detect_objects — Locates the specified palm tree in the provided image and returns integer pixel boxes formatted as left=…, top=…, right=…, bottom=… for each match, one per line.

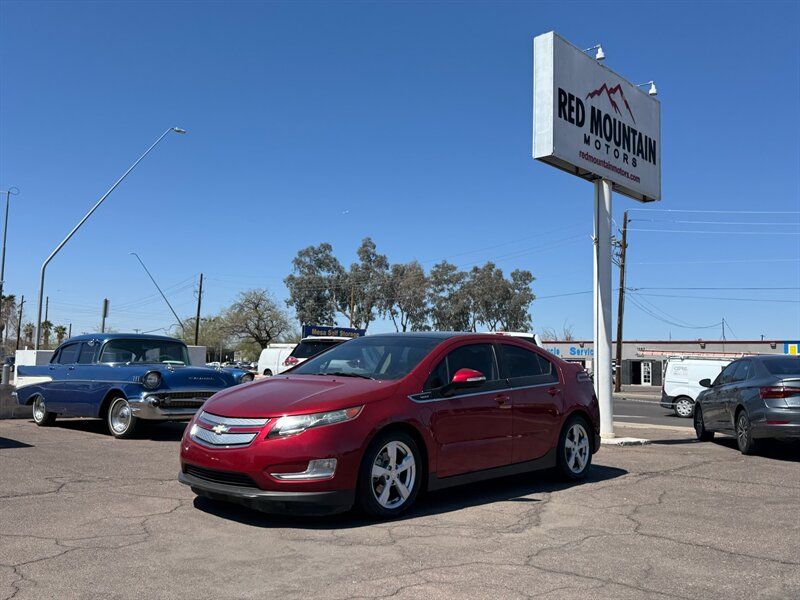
left=22, top=323, right=34, bottom=347
left=54, top=325, right=68, bottom=346
left=41, top=320, right=53, bottom=349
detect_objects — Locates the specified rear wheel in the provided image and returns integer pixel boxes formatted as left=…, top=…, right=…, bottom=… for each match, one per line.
left=674, top=397, right=694, bottom=418
left=736, top=410, right=758, bottom=455
left=694, top=405, right=714, bottom=441
left=106, top=397, right=140, bottom=439
left=556, top=416, right=592, bottom=480
left=357, top=431, right=421, bottom=519
left=32, top=396, right=56, bottom=426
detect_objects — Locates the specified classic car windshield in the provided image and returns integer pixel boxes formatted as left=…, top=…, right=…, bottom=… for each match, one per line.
left=99, top=339, right=190, bottom=365
left=291, top=336, right=440, bottom=380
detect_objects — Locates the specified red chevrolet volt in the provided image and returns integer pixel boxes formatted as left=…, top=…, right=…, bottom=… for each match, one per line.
left=179, top=333, right=600, bottom=518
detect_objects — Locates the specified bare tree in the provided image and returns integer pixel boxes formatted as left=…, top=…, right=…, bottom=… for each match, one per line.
left=223, top=290, right=291, bottom=350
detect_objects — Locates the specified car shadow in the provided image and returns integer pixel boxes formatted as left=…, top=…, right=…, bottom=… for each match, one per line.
left=711, top=436, right=800, bottom=462
left=0, top=436, right=34, bottom=449
left=45, top=418, right=187, bottom=442
left=192, top=464, right=628, bottom=530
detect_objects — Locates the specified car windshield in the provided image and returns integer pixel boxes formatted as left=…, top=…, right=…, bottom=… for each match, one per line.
left=290, top=339, right=343, bottom=359
left=291, top=336, right=441, bottom=380
left=99, top=339, right=189, bottom=365
left=764, top=357, right=800, bottom=376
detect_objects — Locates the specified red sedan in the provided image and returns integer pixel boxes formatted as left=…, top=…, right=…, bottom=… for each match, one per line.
left=179, top=333, right=600, bottom=518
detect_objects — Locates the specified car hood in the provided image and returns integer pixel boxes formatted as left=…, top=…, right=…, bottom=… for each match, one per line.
left=202, top=374, right=400, bottom=418
left=117, top=364, right=237, bottom=388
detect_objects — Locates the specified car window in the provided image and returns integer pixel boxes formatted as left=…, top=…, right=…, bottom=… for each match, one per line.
left=290, top=340, right=342, bottom=359
left=77, top=342, right=97, bottom=364
left=56, top=344, right=80, bottom=365
left=716, top=362, right=739, bottom=385
left=424, top=359, right=449, bottom=391
left=763, top=357, right=800, bottom=376
left=500, top=344, right=559, bottom=385
left=445, top=343, right=498, bottom=381
left=732, top=360, right=752, bottom=382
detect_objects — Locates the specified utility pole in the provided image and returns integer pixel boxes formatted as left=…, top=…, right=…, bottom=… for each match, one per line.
left=722, top=318, right=726, bottom=352
left=44, top=296, right=49, bottom=323
left=15, top=295, right=24, bottom=350
left=101, top=298, right=110, bottom=333
left=194, top=273, right=203, bottom=345
left=67, top=323, right=71, bottom=339
left=614, top=211, right=628, bottom=393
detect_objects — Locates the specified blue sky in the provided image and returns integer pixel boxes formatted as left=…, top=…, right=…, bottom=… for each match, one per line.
left=1, top=0, right=798, bottom=341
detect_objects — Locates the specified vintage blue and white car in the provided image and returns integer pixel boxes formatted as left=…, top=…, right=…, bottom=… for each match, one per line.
left=14, top=333, right=254, bottom=438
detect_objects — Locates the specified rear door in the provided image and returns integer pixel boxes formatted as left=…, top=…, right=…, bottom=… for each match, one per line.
left=423, top=342, right=513, bottom=478
left=498, top=343, right=562, bottom=463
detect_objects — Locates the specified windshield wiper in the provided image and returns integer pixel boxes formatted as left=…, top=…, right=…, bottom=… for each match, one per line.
left=316, top=371, right=375, bottom=380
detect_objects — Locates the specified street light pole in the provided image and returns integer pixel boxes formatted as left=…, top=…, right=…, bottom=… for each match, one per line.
left=0, top=187, right=20, bottom=343
left=34, top=127, right=186, bottom=349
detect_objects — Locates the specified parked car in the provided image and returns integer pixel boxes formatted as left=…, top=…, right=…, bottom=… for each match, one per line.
left=694, top=355, right=800, bottom=454
left=257, top=343, right=297, bottom=376
left=179, top=332, right=600, bottom=518
left=660, top=357, right=731, bottom=418
left=14, top=334, right=254, bottom=438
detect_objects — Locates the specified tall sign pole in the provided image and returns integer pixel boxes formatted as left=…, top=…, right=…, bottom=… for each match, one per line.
left=532, top=31, right=661, bottom=441
left=194, top=273, right=203, bottom=345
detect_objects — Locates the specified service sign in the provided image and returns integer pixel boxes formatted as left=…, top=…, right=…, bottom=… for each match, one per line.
left=533, top=31, right=661, bottom=202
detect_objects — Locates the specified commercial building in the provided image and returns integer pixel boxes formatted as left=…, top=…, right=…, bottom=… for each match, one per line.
left=542, top=339, right=798, bottom=387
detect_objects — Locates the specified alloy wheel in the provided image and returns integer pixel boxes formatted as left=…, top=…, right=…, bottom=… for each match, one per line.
left=564, top=423, right=590, bottom=474
left=370, top=441, right=416, bottom=510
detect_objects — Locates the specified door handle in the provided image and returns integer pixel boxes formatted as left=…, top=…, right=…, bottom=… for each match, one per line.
left=494, top=394, right=511, bottom=409
left=49, top=366, right=56, bottom=370
left=68, top=366, right=76, bottom=371
left=547, top=387, right=561, bottom=396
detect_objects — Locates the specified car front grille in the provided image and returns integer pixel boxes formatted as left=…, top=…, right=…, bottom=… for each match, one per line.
left=189, top=411, right=271, bottom=448
left=163, top=391, right=217, bottom=400
left=183, top=464, right=257, bottom=488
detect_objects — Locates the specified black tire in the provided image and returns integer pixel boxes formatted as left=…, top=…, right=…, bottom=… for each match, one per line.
left=555, top=416, right=593, bottom=481
left=106, top=397, right=140, bottom=439
left=31, top=395, right=56, bottom=427
left=694, top=405, right=714, bottom=441
left=673, top=396, right=695, bottom=418
left=735, top=409, right=758, bottom=455
left=263, top=369, right=273, bottom=377
left=357, top=430, right=422, bottom=519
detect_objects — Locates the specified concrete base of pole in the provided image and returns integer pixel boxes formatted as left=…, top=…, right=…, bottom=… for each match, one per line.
left=601, top=436, right=650, bottom=446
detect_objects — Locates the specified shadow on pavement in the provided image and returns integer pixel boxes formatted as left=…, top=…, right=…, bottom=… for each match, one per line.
left=0, top=436, right=34, bottom=449
left=192, top=463, right=628, bottom=530
left=711, top=436, right=800, bottom=462
left=46, top=418, right=187, bottom=442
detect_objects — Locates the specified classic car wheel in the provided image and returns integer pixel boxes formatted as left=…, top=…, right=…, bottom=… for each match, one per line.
left=32, top=396, right=56, bottom=426
left=357, top=431, right=420, bottom=519
left=556, top=416, right=592, bottom=480
left=674, top=397, right=694, bottom=418
left=694, top=406, right=714, bottom=441
left=735, top=410, right=758, bottom=455
left=107, top=397, right=140, bottom=439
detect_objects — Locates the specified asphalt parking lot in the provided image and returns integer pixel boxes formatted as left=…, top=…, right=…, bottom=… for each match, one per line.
left=1, top=419, right=799, bottom=600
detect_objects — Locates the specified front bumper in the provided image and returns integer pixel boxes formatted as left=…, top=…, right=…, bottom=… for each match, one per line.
left=128, top=391, right=218, bottom=421
left=179, top=470, right=354, bottom=515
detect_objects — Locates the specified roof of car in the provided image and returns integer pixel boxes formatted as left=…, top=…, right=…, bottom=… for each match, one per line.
left=60, top=333, right=183, bottom=345
left=358, top=332, right=493, bottom=340
left=756, top=354, right=800, bottom=362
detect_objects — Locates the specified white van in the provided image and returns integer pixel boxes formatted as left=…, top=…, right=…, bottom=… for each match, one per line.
left=257, top=343, right=297, bottom=376
left=660, top=356, right=732, bottom=417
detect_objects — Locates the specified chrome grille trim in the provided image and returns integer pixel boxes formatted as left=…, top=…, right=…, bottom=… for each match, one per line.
left=191, top=427, right=257, bottom=447
left=198, top=411, right=270, bottom=427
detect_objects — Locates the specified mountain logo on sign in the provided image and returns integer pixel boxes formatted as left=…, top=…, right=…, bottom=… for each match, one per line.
left=586, top=83, right=635, bottom=124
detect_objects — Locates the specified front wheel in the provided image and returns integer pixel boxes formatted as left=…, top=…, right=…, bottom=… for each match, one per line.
left=32, top=396, right=56, bottom=426
left=357, top=431, right=421, bottom=519
left=555, top=417, right=593, bottom=480
left=106, top=397, right=140, bottom=439
left=674, top=397, right=694, bottom=418
left=694, top=406, right=714, bottom=441
left=736, top=410, right=758, bottom=455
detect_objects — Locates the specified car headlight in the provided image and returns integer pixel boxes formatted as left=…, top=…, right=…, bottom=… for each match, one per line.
left=239, top=373, right=254, bottom=384
left=143, top=371, right=162, bottom=390
left=268, top=406, right=363, bottom=438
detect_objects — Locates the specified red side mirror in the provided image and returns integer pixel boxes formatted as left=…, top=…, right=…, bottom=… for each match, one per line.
left=451, top=368, right=486, bottom=386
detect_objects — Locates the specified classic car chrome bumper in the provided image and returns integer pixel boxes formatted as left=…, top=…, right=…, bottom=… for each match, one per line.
left=129, top=390, right=220, bottom=421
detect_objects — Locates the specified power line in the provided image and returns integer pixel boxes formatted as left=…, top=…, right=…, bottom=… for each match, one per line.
left=630, top=218, right=799, bottom=226
left=628, top=228, right=800, bottom=236
left=630, top=286, right=800, bottom=291
left=629, top=208, right=800, bottom=215
left=634, top=292, right=799, bottom=304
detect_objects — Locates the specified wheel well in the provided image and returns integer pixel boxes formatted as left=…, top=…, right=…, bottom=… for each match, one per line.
left=367, top=422, right=430, bottom=489
left=674, top=395, right=693, bottom=404
left=734, top=404, right=746, bottom=424
left=99, top=390, right=125, bottom=419
left=263, top=369, right=272, bottom=376
left=563, top=409, right=596, bottom=451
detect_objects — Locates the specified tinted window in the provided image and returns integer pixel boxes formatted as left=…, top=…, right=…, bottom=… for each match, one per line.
left=424, top=359, right=449, bottom=391
left=732, top=360, right=753, bottom=382
left=290, top=340, right=343, bottom=359
left=57, top=344, right=80, bottom=364
left=716, top=362, right=739, bottom=385
left=764, top=357, right=800, bottom=376
left=446, top=344, right=497, bottom=381
left=501, top=344, right=559, bottom=385
left=292, top=336, right=439, bottom=380
left=77, top=342, right=97, bottom=364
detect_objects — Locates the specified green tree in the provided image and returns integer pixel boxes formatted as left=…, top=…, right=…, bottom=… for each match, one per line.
left=336, top=238, right=389, bottom=329
left=381, top=261, right=429, bottom=332
left=499, top=269, right=536, bottom=331
left=427, top=261, right=471, bottom=332
left=41, top=320, right=53, bottom=349
left=54, top=325, right=68, bottom=346
left=284, top=243, right=343, bottom=327
left=22, top=322, right=34, bottom=347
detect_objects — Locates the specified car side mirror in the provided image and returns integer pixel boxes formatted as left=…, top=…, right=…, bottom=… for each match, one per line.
left=699, top=378, right=712, bottom=388
left=450, top=368, right=486, bottom=388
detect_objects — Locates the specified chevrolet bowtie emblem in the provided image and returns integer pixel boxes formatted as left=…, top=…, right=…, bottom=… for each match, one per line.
left=211, top=424, right=228, bottom=435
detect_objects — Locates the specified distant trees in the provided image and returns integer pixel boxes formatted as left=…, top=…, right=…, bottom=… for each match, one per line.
left=284, top=241, right=537, bottom=333
left=222, top=289, right=290, bottom=349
